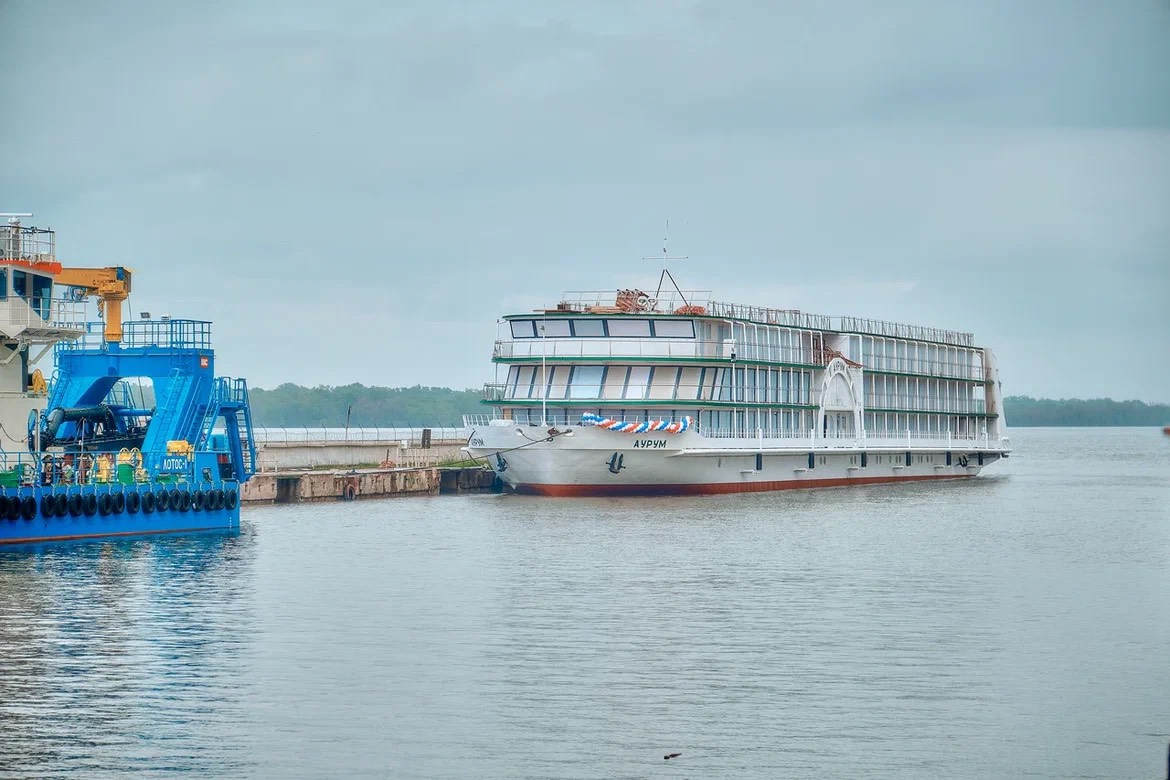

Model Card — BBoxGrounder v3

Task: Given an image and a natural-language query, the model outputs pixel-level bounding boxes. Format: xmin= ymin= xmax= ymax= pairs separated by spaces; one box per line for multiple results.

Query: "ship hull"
xmin=0 ymin=484 xmax=240 ymax=546
xmin=466 ymin=423 xmax=1003 ymax=498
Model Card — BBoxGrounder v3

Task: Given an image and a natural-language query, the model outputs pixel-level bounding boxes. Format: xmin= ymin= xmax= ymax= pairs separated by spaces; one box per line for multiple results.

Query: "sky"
xmin=4 ymin=0 xmax=1169 ymax=401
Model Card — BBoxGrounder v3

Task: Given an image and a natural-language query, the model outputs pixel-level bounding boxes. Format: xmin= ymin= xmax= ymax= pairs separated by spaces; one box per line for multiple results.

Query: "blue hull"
xmin=0 ymin=484 xmax=240 ymax=546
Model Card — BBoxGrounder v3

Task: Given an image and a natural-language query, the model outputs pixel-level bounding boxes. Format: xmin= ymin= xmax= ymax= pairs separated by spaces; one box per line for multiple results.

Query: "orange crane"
xmin=55 ymin=266 xmax=133 ymax=343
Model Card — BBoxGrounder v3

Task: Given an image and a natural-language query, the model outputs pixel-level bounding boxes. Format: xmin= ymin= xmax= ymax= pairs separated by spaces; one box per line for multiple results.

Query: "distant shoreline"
xmin=1004 ymin=396 xmax=1169 ymax=427
xmin=249 ymin=385 xmax=1170 ymax=429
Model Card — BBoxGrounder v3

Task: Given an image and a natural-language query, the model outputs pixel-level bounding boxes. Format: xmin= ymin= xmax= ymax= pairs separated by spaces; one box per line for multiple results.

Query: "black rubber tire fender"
xmin=82 ymin=494 xmax=98 ymax=517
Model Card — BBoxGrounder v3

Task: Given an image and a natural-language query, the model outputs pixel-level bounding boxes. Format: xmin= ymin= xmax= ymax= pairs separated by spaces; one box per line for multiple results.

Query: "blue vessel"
xmin=0 ymin=215 xmax=255 ymax=545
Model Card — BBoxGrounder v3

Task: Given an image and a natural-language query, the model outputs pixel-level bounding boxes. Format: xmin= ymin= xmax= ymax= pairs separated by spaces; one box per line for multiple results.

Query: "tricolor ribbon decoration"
xmin=580 ymin=413 xmax=692 ymax=434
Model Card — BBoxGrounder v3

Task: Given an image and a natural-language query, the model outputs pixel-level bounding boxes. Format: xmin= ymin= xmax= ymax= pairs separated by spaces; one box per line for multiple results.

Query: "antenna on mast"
xmin=643 ymin=218 xmax=689 ymax=307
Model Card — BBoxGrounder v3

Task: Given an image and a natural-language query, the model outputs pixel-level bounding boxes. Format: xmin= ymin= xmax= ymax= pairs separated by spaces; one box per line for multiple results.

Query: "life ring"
xmin=225 ymin=488 xmax=239 ymax=510
xmin=67 ymin=493 xmax=83 ymax=517
xmin=155 ymin=490 xmax=171 ymax=512
xmin=82 ymin=494 xmax=97 ymax=517
xmin=21 ymin=496 xmax=37 ymax=520
xmin=53 ymin=493 xmax=67 ymax=517
xmin=98 ymin=493 xmax=114 ymax=516
xmin=141 ymin=491 xmax=156 ymax=514
xmin=126 ymin=491 xmax=140 ymax=514
xmin=113 ymin=492 xmax=125 ymax=513
xmin=342 ymin=484 xmax=356 ymax=501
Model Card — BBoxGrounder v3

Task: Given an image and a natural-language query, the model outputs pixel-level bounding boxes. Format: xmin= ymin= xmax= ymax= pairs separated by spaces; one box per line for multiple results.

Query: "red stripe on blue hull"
xmin=512 ymin=473 xmax=975 ymax=497
xmin=0 ymin=526 xmax=234 ymax=545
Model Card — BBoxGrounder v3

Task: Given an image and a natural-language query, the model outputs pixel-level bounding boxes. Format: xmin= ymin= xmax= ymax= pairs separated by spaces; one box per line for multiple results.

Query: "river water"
xmin=1 ymin=427 xmax=1167 ymax=779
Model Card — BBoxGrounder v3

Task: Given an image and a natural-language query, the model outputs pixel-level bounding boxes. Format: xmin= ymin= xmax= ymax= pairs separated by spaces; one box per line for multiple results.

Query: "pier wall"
xmin=242 ymin=466 xmax=495 ymax=504
xmin=255 ymin=441 xmax=466 ymax=471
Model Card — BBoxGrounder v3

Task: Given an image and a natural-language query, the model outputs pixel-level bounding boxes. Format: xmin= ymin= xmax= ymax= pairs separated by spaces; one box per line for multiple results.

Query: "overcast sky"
xmin=5 ymin=1 xmax=1169 ymax=401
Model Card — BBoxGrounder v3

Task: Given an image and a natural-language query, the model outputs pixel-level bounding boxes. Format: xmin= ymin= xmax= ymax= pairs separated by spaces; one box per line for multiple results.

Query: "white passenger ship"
xmin=465 ymin=280 xmax=1009 ymax=496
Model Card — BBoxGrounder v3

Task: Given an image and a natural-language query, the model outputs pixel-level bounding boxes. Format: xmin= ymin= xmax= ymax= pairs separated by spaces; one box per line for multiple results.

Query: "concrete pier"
xmin=242 ymin=465 xmax=496 ymax=504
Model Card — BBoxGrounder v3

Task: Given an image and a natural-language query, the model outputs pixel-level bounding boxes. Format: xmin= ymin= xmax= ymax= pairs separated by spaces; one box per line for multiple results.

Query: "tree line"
xmin=1003 ymin=396 xmax=1169 ymax=427
xmin=248 ymin=384 xmax=1170 ymax=428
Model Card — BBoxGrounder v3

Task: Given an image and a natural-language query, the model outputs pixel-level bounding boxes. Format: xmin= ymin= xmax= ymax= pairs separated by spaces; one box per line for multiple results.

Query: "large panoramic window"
xmin=12 ymin=270 xmax=27 ymax=299
xmin=607 ymin=319 xmax=651 ymax=338
xmin=510 ymin=320 xmax=536 ymax=338
xmin=624 ymin=366 xmax=651 ymax=399
xmin=652 ymin=319 xmax=695 ymax=338
xmin=571 ymin=319 xmax=605 ymax=337
xmin=539 ymin=319 xmax=571 ymax=337
xmin=0 ymin=269 xmax=6 ymax=299
xmin=568 ymin=365 xmax=604 ymax=399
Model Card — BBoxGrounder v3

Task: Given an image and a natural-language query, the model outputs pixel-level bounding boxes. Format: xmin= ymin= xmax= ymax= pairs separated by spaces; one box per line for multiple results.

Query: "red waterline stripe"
xmin=513 ymin=473 xmax=974 ymax=497
xmin=0 ymin=526 xmax=231 ymax=546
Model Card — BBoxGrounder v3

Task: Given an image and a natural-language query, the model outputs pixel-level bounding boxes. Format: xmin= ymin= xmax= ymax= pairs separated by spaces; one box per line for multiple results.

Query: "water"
xmin=1 ymin=428 xmax=1167 ymax=779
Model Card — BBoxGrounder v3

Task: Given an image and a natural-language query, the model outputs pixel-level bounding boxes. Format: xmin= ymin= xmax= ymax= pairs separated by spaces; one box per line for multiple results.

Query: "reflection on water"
xmin=0 ymin=429 xmax=1166 ymax=779
xmin=0 ymin=532 xmax=257 ymax=778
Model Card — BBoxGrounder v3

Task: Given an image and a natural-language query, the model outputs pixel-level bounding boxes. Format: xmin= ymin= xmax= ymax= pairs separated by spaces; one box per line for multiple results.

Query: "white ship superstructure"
xmin=465 ymin=283 xmax=1009 ymax=496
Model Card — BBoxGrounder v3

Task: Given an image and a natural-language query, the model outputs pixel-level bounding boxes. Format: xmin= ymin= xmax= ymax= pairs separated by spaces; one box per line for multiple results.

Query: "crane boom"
xmin=56 ymin=266 xmax=133 ymax=342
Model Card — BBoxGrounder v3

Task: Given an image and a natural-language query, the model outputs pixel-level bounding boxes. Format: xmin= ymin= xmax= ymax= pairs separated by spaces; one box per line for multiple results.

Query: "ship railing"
xmin=122 ymin=319 xmax=212 ymax=349
xmin=706 ymin=301 xmax=832 ymax=330
xmin=0 ymin=296 xmax=88 ymax=334
xmin=488 ymin=382 xmax=819 ymax=405
xmin=1 ymin=222 xmax=55 ymax=261
xmin=837 ymin=315 xmax=974 ymax=348
xmin=554 ymin=289 xmax=712 ymax=314
xmin=494 ymin=337 xmax=821 ymax=364
xmin=482 ymin=383 xmax=506 ymax=402
xmin=694 ymin=429 xmax=1006 ymax=450
xmin=251 ymin=426 xmax=466 ymax=446
xmin=864 ymin=394 xmax=987 ymax=414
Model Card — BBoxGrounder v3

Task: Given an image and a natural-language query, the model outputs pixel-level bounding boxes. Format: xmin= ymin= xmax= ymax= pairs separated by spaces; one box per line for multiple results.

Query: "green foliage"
xmin=250 ymin=383 xmax=482 ymax=428
xmin=1004 ymin=396 xmax=1170 ymax=427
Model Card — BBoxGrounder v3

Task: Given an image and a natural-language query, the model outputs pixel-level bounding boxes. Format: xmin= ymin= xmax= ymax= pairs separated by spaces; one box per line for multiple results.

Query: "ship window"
xmin=539 ymin=319 xmax=571 ymax=337
xmin=31 ymin=274 xmax=52 ymax=310
xmin=607 ymin=319 xmax=651 ymax=337
xmin=0 ymin=269 xmax=6 ymax=299
xmin=602 ymin=366 xmax=628 ymax=399
xmin=677 ymin=367 xmax=701 ymax=400
xmin=624 ymin=366 xmax=651 ymax=399
xmin=649 ymin=366 xmax=679 ymax=399
xmin=12 ymin=270 xmax=27 ymax=299
xmin=510 ymin=320 xmax=536 ymax=338
xmin=545 ymin=366 xmax=569 ymax=400
xmin=571 ymin=318 xmax=605 ymax=337
xmin=652 ymin=319 xmax=695 ymax=338
xmin=569 ymin=365 xmax=604 ymax=399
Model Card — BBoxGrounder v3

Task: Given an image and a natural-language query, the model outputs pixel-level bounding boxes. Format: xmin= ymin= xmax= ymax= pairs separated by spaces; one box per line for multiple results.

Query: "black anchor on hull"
xmin=494 ymin=452 xmax=509 ymax=473
xmin=606 ymin=452 xmax=625 ymax=474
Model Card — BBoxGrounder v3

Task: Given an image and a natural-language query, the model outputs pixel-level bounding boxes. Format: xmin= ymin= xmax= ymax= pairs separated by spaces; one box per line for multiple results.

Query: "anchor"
xmin=606 ymin=452 xmax=625 ymax=474
xmin=494 ymin=452 xmax=509 ymax=473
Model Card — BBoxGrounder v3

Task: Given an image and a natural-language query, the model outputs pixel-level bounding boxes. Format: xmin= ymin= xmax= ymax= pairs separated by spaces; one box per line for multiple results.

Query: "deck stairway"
xmin=194 ymin=377 xmax=256 ymax=480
